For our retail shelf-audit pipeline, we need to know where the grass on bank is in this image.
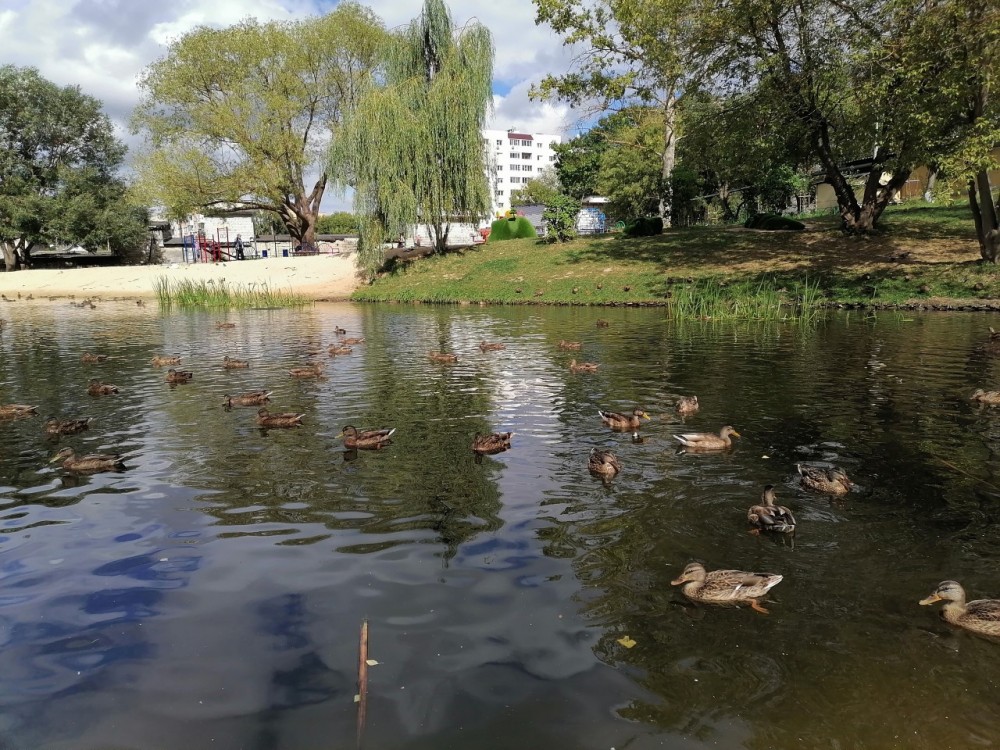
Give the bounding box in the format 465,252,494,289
354,202,996,311
154,277,310,308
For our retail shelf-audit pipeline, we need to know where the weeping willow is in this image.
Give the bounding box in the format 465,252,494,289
329,0,494,278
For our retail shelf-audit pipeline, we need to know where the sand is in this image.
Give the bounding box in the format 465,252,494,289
0,254,362,301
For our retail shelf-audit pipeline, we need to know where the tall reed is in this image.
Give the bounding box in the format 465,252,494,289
666,277,823,322
154,277,310,308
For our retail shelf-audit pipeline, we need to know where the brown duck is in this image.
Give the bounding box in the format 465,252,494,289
81,353,108,363
479,341,506,352
0,404,38,419
920,580,1000,637
970,389,1000,405
49,447,126,473
341,337,365,345
472,431,513,455
255,408,304,428
557,340,582,350
223,390,272,407
747,485,796,534
328,345,353,356
675,395,699,415
599,408,650,431
596,319,610,328
45,418,93,436
429,352,458,363
223,355,250,369
341,425,395,449
333,326,347,335
674,426,740,451
588,448,621,478
151,355,181,367
87,379,119,396
569,359,599,373
671,562,783,614
166,368,194,383
289,363,324,377
216,322,236,329
797,464,853,495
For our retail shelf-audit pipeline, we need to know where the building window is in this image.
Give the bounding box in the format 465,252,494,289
549,155,556,161
509,152,518,159
511,164,520,171
523,165,532,172
495,190,504,196
509,138,519,146
521,152,531,159
537,155,543,160
496,139,502,145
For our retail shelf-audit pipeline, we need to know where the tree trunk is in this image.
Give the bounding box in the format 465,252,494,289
429,220,450,254
1,242,19,271
971,170,1000,263
923,168,937,202
658,91,677,228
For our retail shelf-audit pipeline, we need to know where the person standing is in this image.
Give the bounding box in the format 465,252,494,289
234,234,245,260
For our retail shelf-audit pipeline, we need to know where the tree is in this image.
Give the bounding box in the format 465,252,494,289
330,0,494,277
0,66,144,270
542,194,581,242
511,171,561,207
316,212,359,235
131,5,384,250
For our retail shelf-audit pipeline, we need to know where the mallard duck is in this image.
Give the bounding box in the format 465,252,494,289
223,355,250,369
81,353,108,363
569,359,599,373
674,426,740,451
558,340,582,350
223,391,272,407
675,395,699,415
671,561,783,614
747,485,796,534
596,319,610,328
87,379,119,396
797,464,853,495
49,446,126,473
328,345,353,355
588,448,621,477
598,408,650,431
472,431,513,455
920,580,1000,637
0,404,37,419
479,341,506,352
341,337,365,345
166,368,193,383
289,363,324,377
45,417,92,436
216,322,236,329
333,326,347,335
970,389,1000,405
429,352,458,363
150,355,181,367
341,425,395,449
255,408,304,428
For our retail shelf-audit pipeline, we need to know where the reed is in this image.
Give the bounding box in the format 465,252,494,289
666,277,823,322
154,277,310,308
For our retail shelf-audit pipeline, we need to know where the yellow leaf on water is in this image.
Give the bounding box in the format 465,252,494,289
617,635,637,649
353,694,360,703
366,659,380,666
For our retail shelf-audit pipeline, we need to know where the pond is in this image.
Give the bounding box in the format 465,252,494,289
1,301,1000,749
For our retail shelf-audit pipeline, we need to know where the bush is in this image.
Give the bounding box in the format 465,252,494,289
488,216,537,242
543,194,581,243
624,216,664,237
744,213,805,231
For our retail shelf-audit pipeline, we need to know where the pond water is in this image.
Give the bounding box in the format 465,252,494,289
2,301,1000,749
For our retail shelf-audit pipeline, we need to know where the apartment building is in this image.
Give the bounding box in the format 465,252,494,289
483,128,562,216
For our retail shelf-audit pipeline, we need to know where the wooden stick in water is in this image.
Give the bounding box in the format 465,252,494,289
356,618,369,749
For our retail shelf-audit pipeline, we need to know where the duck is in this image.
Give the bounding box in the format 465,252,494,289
49,446,126,473
216,322,236,329
328,345,353,355
674,425,740,451
223,390,272,407
81,353,108,363
598,408,650,431
45,417,92,436
920,580,1000,637
797,464,853,495
333,326,347,335
166,368,194,383
223,355,250,369
970,389,1000,405
150,355,181,366
747,485,796,534
289,363,324,377
472,431,513,455
596,319,610,328
671,561,783,614
588,448,621,478
255,408,304,428
87,379,119,396
429,352,458,363
479,341,506,352
341,337,365,345
675,395,699,415
0,404,38,419
557,340,582,350
341,425,395,449
569,359,599,373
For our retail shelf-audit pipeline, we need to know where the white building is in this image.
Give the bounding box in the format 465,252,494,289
483,128,562,217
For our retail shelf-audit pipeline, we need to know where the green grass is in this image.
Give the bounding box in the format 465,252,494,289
354,202,999,312
154,277,311,308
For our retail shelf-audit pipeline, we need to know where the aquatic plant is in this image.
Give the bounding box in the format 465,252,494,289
153,277,310,308
666,277,823,322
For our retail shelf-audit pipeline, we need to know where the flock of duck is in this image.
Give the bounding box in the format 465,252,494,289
1,318,999,638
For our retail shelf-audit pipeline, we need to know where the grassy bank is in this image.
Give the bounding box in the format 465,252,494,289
354,203,1000,311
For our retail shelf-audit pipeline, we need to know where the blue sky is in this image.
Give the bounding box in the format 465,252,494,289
0,0,580,211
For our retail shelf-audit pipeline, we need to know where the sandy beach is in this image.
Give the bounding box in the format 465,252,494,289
0,254,362,301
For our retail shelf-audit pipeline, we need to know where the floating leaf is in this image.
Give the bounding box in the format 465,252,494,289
353,694,360,703
366,659,380,666
617,635,637,649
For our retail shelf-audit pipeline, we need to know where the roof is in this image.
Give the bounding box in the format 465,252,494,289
507,133,533,141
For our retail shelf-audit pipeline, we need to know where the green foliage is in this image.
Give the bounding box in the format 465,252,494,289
667,277,822,322
153,277,309,308
624,216,664,237
131,5,384,244
744,214,805,231
542,194,581,242
330,0,494,278
488,217,537,242
316,212,359,235
510,171,561,207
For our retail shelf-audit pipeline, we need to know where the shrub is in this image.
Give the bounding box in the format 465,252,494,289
744,213,805,231
488,216,537,242
543,194,581,243
624,216,664,237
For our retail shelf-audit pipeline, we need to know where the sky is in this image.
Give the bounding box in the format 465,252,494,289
0,0,581,212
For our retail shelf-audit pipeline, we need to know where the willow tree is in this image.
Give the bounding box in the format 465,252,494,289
131,4,384,248
330,0,494,277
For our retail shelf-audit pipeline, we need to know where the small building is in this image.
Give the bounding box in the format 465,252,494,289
482,127,562,217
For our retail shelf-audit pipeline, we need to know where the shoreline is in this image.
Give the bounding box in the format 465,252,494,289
0,254,362,301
